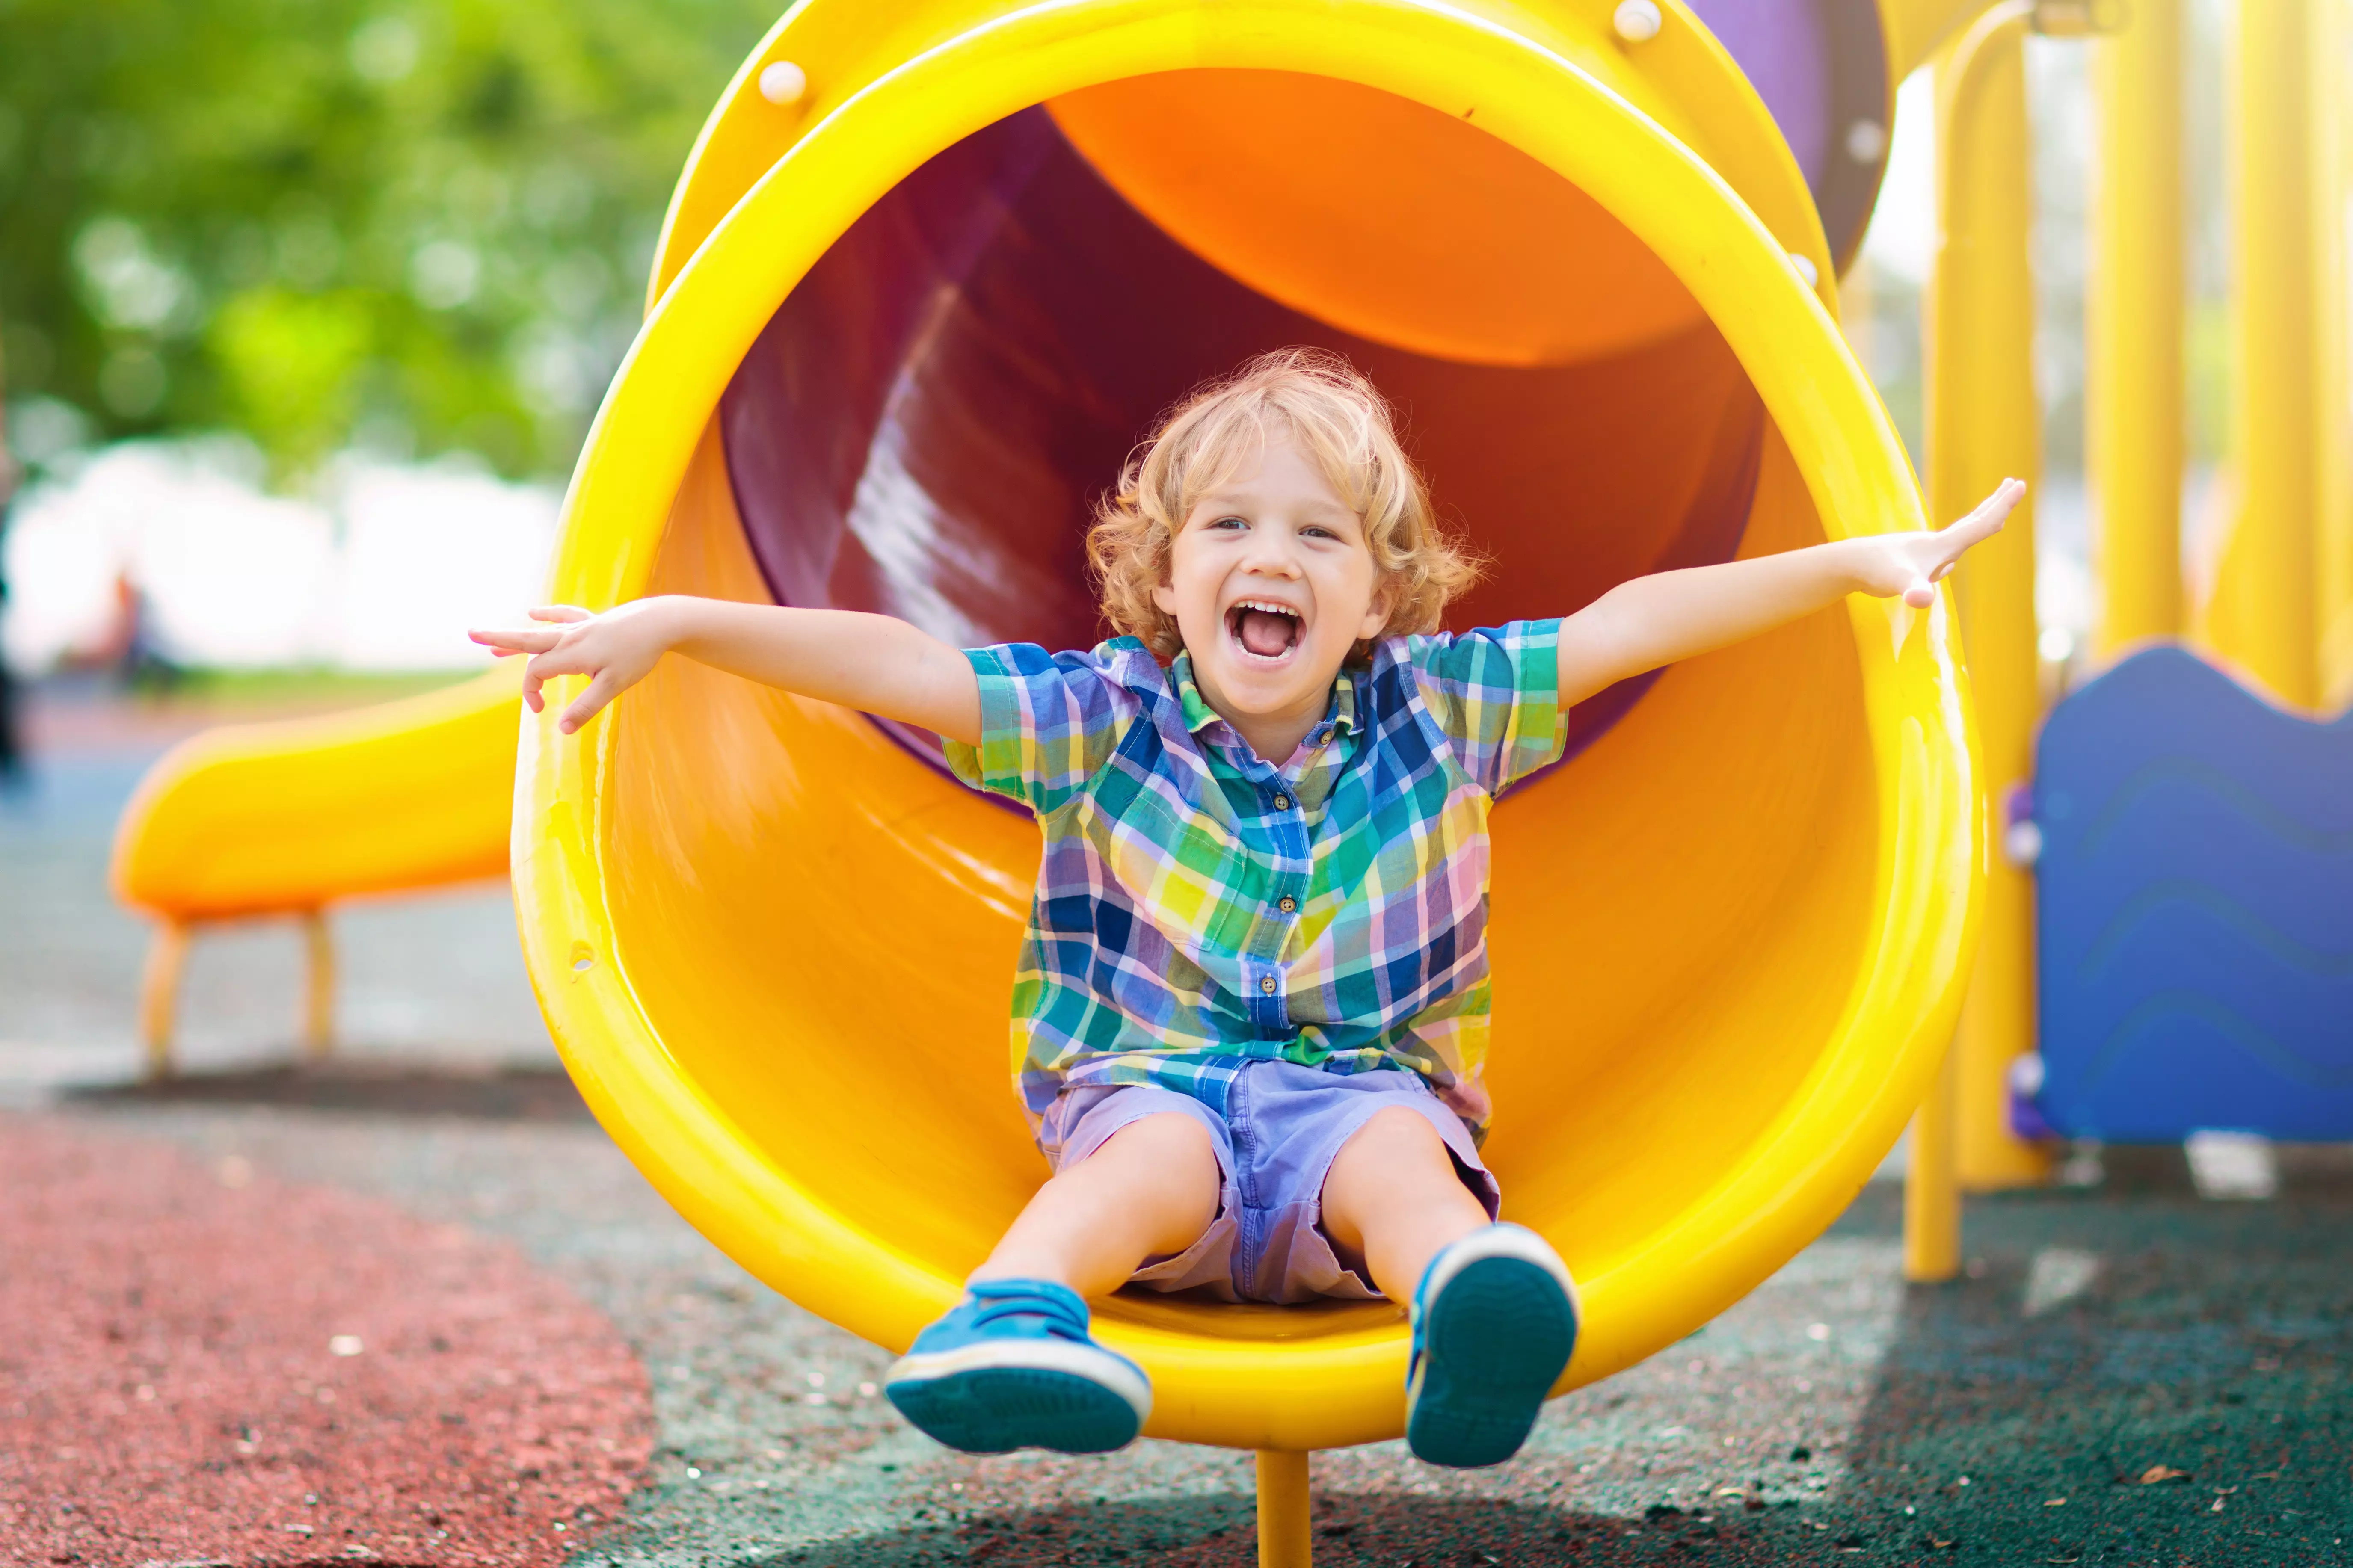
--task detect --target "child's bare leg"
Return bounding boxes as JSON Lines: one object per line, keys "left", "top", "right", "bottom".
{"left": 1319, "top": 1106, "right": 1491, "bottom": 1302}
{"left": 1325, "top": 1106, "right": 1577, "bottom": 1470}
{"left": 886, "top": 1113, "right": 1216, "bottom": 1456}
{"left": 972, "top": 1112, "right": 1223, "bottom": 1299}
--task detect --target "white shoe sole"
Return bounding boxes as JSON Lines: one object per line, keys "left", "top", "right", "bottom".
{"left": 886, "top": 1337, "right": 1153, "bottom": 1422}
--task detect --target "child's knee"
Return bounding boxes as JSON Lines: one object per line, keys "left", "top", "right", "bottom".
{"left": 1330, "top": 1106, "right": 1485, "bottom": 1216}
{"left": 1350, "top": 1105, "right": 1452, "bottom": 1166}
{"left": 1090, "top": 1110, "right": 1221, "bottom": 1184}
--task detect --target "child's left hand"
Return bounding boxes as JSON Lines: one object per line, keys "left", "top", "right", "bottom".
{"left": 1852, "top": 478, "right": 2024, "bottom": 608}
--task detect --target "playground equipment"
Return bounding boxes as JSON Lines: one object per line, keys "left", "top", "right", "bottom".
{"left": 2032, "top": 647, "right": 2353, "bottom": 1141}
{"left": 1903, "top": 0, "right": 2353, "bottom": 1250}
{"left": 110, "top": 665, "right": 519, "bottom": 1073}
{"left": 513, "top": 0, "right": 1995, "bottom": 1556}
{"left": 2087, "top": 0, "right": 2353, "bottom": 750}
{"left": 111, "top": 0, "right": 2034, "bottom": 1558}
{"left": 2086, "top": 0, "right": 2181, "bottom": 659}
{"left": 107, "top": 0, "right": 1968, "bottom": 1067}
{"left": 2018, "top": 0, "right": 2353, "bottom": 1140}
{"left": 2201, "top": 0, "right": 2323, "bottom": 707}
{"left": 1908, "top": 3, "right": 2053, "bottom": 1281}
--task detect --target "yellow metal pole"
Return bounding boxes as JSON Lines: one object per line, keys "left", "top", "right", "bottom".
{"left": 2087, "top": 0, "right": 2184, "bottom": 656}
{"left": 2314, "top": 0, "right": 2353, "bottom": 708}
{"left": 1903, "top": 1035, "right": 1962, "bottom": 1280}
{"left": 1926, "top": 1, "right": 2051, "bottom": 1198}
{"left": 2204, "top": 0, "right": 2321, "bottom": 706}
{"left": 1880, "top": 0, "right": 2013, "bottom": 81}
{"left": 1256, "top": 1450, "right": 1312, "bottom": 1568}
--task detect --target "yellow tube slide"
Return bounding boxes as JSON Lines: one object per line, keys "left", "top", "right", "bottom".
{"left": 107, "top": 0, "right": 1980, "bottom": 931}
{"left": 508, "top": 0, "right": 1982, "bottom": 1455}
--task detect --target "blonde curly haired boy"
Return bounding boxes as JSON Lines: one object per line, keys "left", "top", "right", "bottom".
{"left": 477, "top": 348, "right": 2016, "bottom": 1468}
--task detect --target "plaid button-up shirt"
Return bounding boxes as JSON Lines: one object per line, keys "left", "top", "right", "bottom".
{"left": 945, "top": 621, "right": 1566, "bottom": 1141}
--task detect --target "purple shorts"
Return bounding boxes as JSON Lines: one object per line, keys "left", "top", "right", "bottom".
{"left": 1036, "top": 1060, "right": 1500, "bottom": 1305}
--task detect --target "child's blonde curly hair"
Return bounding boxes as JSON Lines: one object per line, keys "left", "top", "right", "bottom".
{"left": 1089, "top": 349, "right": 1479, "bottom": 660}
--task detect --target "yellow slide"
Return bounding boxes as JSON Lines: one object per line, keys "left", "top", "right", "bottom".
{"left": 116, "top": 0, "right": 2002, "bottom": 1500}
{"left": 110, "top": 663, "right": 522, "bottom": 1068}
{"left": 113, "top": 665, "right": 519, "bottom": 919}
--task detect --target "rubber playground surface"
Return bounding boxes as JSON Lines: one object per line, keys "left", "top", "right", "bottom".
{"left": 5, "top": 718, "right": 2350, "bottom": 1567}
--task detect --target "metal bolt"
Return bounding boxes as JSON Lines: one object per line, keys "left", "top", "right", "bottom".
{"left": 1612, "top": 0, "right": 1663, "bottom": 43}
{"left": 758, "top": 60, "right": 808, "bottom": 105}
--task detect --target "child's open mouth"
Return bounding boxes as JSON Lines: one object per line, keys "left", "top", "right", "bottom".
{"left": 1228, "top": 600, "right": 1304, "bottom": 663}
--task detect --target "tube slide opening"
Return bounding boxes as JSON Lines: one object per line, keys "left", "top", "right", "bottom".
{"left": 601, "top": 74, "right": 1880, "bottom": 1358}
{"left": 719, "top": 81, "right": 1768, "bottom": 774}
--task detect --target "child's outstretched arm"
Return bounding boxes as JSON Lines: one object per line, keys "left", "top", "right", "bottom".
{"left": 1553, "top": 478, "right": 2024, "bottom": 709}
{"left": 469, "top": 598, "right": 983, "bottom": 742}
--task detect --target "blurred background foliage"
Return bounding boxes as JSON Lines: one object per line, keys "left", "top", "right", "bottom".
{"left": 0, "top": 0, "right": 779, "bottom": 482}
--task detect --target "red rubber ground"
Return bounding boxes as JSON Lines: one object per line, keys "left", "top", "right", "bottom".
{"left": 0, "top": 1115, "right": 655, "bottom": 1566}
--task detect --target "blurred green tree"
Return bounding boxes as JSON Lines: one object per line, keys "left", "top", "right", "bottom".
{"left": 0, "top": 0, "right": 779, "bottom": 479}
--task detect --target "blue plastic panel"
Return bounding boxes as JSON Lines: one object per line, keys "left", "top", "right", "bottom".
{"left": 2034, "top": 647, "right": 2353, "bottom": 1140}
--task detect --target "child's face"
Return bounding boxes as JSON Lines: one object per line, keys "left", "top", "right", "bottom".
{"left": 1151, "top": 428, "right": 1393, "bottom": 734}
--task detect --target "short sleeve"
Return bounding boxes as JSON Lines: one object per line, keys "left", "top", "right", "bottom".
{"left": 942, "top": 642, "right": 1137, "bottom": 817}
{"left": 1399, "top": 619, "right": 1568, "bottom": 796}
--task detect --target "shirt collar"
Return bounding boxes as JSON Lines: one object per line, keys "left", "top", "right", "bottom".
{"left": 1169, "top": 652, "right": 1361, "bottom": 743}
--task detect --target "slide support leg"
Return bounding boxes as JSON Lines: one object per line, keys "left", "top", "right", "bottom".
{"left": 140, "top": 920, "right": 191, "bottom": 1081}
{"left": 1903, "top": 1034, "right": 1962, "bottom": 1282}
{"left": 1256, "top": 1449, "right": 1311, "bottom": 1568}
{"left": 301, "top": 908, "right": 335, "bottom": 1061}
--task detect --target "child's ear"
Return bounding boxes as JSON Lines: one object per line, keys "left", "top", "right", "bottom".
{"left": 1357, "top": 578, "right": 1398, "bottom": 639}
{"left": 1151, "top": 581, "right": 1178, "bottom": 618}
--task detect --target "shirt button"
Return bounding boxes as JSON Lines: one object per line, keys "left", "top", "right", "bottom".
{"left": 1278, "top": 896, "right": 1297, "bottom": 914}
{"left": 1273, "top": 793, "right": 1291, "bottom": 811}
{"left": 1259, "top": 975, "right": 1278, "bottom": 995}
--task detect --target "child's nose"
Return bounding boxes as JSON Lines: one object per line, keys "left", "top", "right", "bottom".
{"left": 1239, "top": 535, "right": 1304, "bottom": 576}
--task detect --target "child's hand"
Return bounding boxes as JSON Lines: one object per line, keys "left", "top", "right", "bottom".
{"left": 469, "top": 601, "right": 676, "bottom": 734}
{"left": 1850, "top": 478, "right": 2025, "bottom": 608}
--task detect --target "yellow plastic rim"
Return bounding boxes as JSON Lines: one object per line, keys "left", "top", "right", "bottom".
{"left": 516, "top": 0, "right": 1980, "bottom": 1452}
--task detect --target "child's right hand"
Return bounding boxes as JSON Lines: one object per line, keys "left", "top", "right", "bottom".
{"left": 470, "top": 601, "right": 676, "bottom": 734}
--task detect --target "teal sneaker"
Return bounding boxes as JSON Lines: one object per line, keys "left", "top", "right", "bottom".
{"left": 883, "top": 1278, "right": 1150, "bottom": 1454}
{"left": 1404, "top": 1223, "right": 1579, "bottom": 1468}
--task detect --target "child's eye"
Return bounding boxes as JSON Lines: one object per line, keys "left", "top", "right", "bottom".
{"left": 1209, "top": 515, "right": 1248, "bottom": 531}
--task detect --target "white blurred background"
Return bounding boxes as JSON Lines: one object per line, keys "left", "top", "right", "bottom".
{"left": 3, "top": 440, "right": 556, "bottom": 675}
